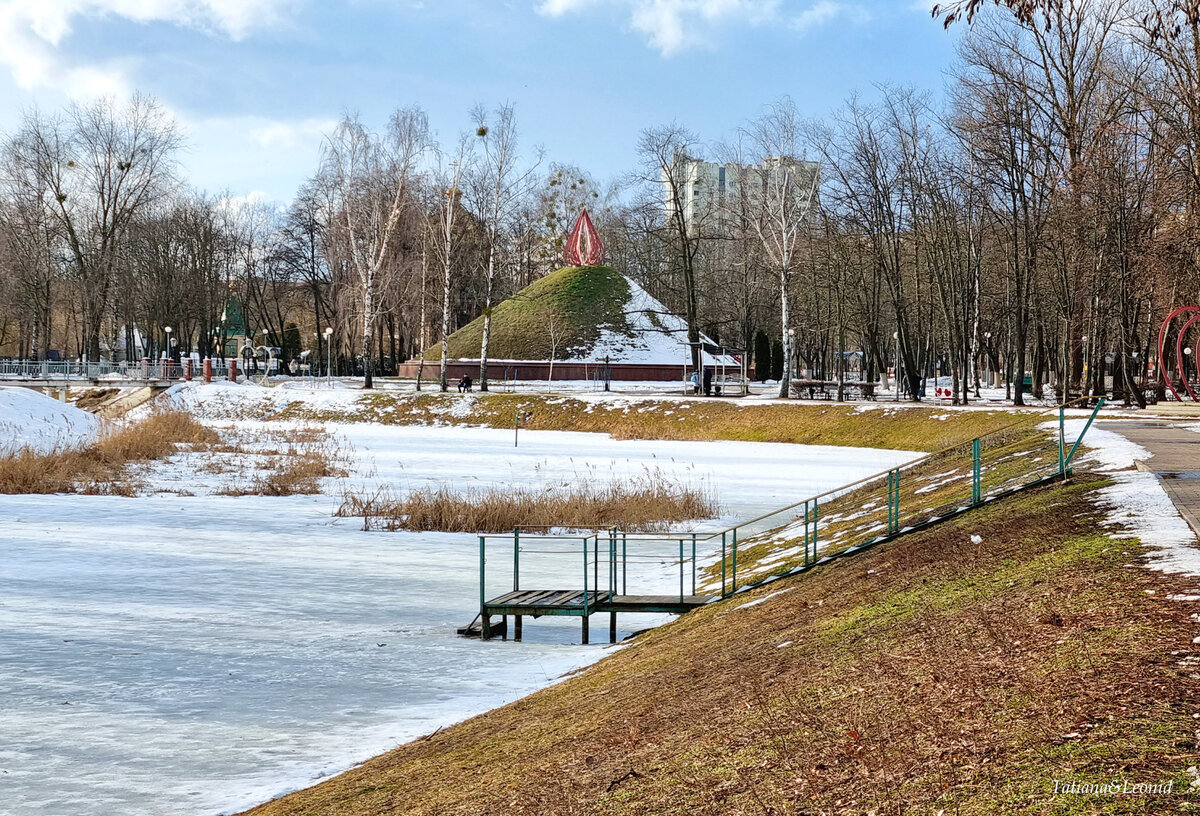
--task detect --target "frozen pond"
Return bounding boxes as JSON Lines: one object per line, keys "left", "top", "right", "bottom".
{"left": 0, "top": 425, "right": 917, "bottom": 816}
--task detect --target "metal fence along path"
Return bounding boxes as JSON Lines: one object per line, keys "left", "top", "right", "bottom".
{"left": 465, "top": 398, "right": 1108, "bottom": 644}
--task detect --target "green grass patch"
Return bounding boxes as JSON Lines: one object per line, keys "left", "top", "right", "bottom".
{"left": 424, "top": 264, "right": 632, "bottom": 360}
{"left": 239, "top": 480, "right": 1200, "bottom": 816}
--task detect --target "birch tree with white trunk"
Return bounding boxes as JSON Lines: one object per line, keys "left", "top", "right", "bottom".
{"left": 467, "top": 103, "right": 542, "bottom": 391}
{"left": 320, "top": 108, "right": 430, "bottom": 389}
{"left": 435, "top": 135, "right": 474, "bottom": 392}
{"left": 740, "top": 99, "right": 820, "bottom": 399}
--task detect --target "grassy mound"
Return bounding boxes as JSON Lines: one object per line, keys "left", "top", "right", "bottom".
{"left": 239, "top": 480, "right": 1199, "bottom": 815}
{"left": 425, "top": 265, "right": 632, "bottom": 361}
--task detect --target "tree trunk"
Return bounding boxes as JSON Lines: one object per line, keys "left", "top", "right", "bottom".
{"left": 479, "top": 243, "right": 496, "bottom": 392}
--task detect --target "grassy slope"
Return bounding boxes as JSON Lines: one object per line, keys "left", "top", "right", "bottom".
{"left": 266, "top": 392, "right": 1042, "bottom": 453}
{"left": 242, "top": 480, "right": 1199, "bottom": 815}
{"left": 423, "top": 265, "right": 631, "bottom": 361}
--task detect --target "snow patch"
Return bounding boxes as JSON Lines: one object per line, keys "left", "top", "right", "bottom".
{"left": 1065, "top": 420, "right": 1200, "bottom": 578}
{"left": 0, "top": 387, "right": 100, "bottom": 454}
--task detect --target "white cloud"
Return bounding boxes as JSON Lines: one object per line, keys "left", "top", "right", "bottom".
{"left": 791, "top": 0, "right": 840, "bottom": 32}
{"left": 0, "top": 0, "right": 290, "bottom": 100}
{"left": 536, "top": 0, "right": 782, "bottom": 56}
{"left": 248, "top": 117, "right": 338, "bottom": 150}
{"left": 181, "top": 114, "right": 333, "bottom": 202}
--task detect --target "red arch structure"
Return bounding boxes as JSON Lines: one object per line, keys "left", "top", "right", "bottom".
{"left": 1158, "top": 305, "right": 1200, "bottom": 402}
{"left": 563, "top": 209, "right": 604, "bottom": 267}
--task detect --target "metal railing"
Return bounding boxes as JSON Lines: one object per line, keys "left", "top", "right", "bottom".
{"left": 476, "top": 397, "right": 1108, "bottom": 609}
{"left": 0, "top": 358, "right": 246, "bottom": 382}
{"left": 478, "top": 527, "right": 706, "bottom": 612}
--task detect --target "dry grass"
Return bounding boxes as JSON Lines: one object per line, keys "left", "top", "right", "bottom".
{"left": 240, "top": 480, "right": 1200, "bottom": 816}
{"left": 0, "top": 410, "right": 218, "bottom": 495}
{"left": 338, "top": 472, "right": 717, "bottom": 532}
{"left": 259, "top": 392, "right": 1033, "bottom": 454}
{"left": 221, "top": 435, "right": 348, "bottom": 497}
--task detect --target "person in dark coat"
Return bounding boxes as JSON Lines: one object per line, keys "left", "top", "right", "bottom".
{"left": 702, "top": 367, "right": 713, "bottom": 397}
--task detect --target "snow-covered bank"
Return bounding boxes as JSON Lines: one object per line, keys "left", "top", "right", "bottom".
{"left": 0, "top": 387, "right": 100, "bottom": 454}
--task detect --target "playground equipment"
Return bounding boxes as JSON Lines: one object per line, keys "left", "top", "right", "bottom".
{"left": 1158, "top": 306, "right": 1200, "bottom": 402}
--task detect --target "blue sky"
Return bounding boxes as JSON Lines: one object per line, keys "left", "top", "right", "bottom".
{"left": 0, "top": 1, "right": 965, "bottom": 203}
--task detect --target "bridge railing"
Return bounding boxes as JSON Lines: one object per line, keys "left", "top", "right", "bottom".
{"left": 0, "top": 358, "right": 241, "bottom": 382}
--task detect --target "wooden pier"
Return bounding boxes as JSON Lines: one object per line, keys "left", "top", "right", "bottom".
{"left": 462, "top": 529, "right": 718, "bottom": 644}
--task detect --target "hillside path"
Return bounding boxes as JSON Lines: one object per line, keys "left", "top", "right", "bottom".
{"left": 1100, "top": 420, "right": 1200, "bottom": 538}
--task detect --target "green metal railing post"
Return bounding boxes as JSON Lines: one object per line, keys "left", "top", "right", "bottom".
{"left": 721, "top": 531, "right": 727, "bottom": 597}
{"left": 886, "top": 472, "right": 892, "bottom": 534}
{"left": 582, "top": 536, "right": 589, "bottom": 616}
{"left": 813, "top": 498, "right": 819, "bottom": 556}
{"left": 691, "top": 533, "right": 697, "bottom": 596}
{"left": 803, "top": 500, "right": 811, "bottom": 567}
{"left": 513, "top": 527, "right": 520, "bottom": 592}
{"left": 887, "top": 470, "right": 900, "bottom": 535}
{"left": 610, "top": 527, "right": 617, "bottom": 599}
{"left": 678, "top": 538, "right": 684, "bottom": 603}
{"left": 1058, "top": 405, "right": 1066, "bottom": 476}
{"left": 731, "top": 528, "right": 738, "bottom": 592}
{"left": 972, "top": 439, "right": 981, "bottom": 505}
{"left": 479, "top": 535, "right": 486, "bottom": 612}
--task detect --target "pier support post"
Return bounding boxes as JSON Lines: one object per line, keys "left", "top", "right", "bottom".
{"left": 514, "top": 615, "right": 522, "bottom": 642}
{"left": 581, "top": 615, "right": 589, "bottom": 645}
{"left": 481, "top": 614, "right": 492, "bottom": 641}
{"left": 609, "top": 611, "right": 617, "bottom": 644}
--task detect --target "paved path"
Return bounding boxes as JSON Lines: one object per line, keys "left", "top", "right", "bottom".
{"left": 1100, "top": 420, "right": 1200, "bottom": 537}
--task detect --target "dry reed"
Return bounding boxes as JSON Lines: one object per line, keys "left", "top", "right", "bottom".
{"left": 338, "top": 471, "right": 718, "bottom": 533}
{"left": 0, "top": 410, "right": 218, "bottom": 495}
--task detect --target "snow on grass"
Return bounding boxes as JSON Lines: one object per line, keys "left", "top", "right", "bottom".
{"left": 0, "top": 387, "right": 100, "bottom": 454}
{"left": 1059, "top": 419, "right": 1200, "bottom": 578}
{"left": 733, "top": 588, "right": 792, "bottom": 610}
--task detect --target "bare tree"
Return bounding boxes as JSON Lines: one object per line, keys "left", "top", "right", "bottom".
{"left": 740, "top": 99, "right": 821, "bottom": 398}
{"left": 467, "top": 103, "right": 542, "bottom": 391}
{"left": 635, "top": 124, "right": 708, "bottom": 375}
{"left": 435, "top": 135, "right": 474, "bottom": 392}
{"left": 320, "top": 108, "right": 430, "bottom": 388}
{"left": 10, "top": 95, "right": 181, "bottom": 360}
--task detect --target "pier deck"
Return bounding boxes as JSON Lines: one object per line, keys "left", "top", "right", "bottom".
{"left": 472, "top": 590, "right": 716, "bottom": 644}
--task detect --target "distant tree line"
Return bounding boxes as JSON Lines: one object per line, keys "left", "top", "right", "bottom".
{"left": 0, "top": 1, "right": 1197, "bottom": 403}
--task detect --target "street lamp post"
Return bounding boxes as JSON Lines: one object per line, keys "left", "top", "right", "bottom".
{"left": 1081, "top": 334, "right": 1090, "bottom": 397}
{"left": 983, "top": 331, "right": 992, "bottom": 390}
{"left": 164, "top": 326, "right": 173, "bottom": 378}
{"left": 324, "top": 327, "right": 334, "bottom": 389}
{"left": 893, "top": 330, "right": 900, "bottom": 402}
{"left": 786, "top": 327, "right": 795, "bottom": 399}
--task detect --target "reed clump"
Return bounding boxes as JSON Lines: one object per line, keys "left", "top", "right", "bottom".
{"left": 338, "top": 471, "right": 718, "bottom": 533}
{"left": 0, "top": 410, "right": 218, "bottom": 495}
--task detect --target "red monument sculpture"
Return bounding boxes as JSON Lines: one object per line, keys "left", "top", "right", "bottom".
{"left": 563, "top": 209, "right": 604, "bottom": 267}
{"left": 1158, "top": 305, "right": 1200, "bottom": 402}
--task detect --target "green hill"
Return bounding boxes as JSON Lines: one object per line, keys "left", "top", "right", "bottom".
{"left": 424, "top": 265, "right": 631, "bottom": 361}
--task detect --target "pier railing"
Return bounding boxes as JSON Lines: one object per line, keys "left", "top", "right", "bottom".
{"left": 476, "top": 398, "right": 1107, "bottom": 622}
